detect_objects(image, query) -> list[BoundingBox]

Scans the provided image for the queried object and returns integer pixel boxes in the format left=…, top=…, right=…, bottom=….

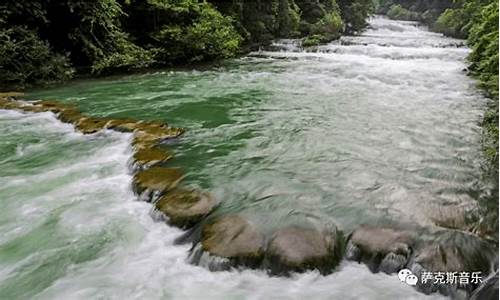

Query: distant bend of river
left=0, top=16, right=492, bottom=299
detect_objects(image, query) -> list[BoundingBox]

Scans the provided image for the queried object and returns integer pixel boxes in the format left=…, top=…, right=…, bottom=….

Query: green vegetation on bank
left=0, top=0, right=374, bottom=90
left=377, top=0, right=498, bottom=176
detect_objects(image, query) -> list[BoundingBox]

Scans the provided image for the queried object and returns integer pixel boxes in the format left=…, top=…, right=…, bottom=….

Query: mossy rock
left=105, top=118, right=141, bottom=132
left=265, top=225, right=344, bottom=275
left=0, top=98, right=23, bottom=110
left=75, top=117, right=110, bottom=134
left=133, top=146, right=173, bottom=168
left=156, top=188, right=216, bottom=228
left=35, top=100, right=76, bottom=113
left=346, top=225, right=415, bottom=274
left=0, top=92, right=24, bottom=99
left=133, top=126, right=185, bottom=144
left=132, top=167, right=184, bottom=198
left=57, top=108, right=84, bottom=124
left=198, top=214, right=265, bottom=267
left=21, top=104, right=48, bottom=113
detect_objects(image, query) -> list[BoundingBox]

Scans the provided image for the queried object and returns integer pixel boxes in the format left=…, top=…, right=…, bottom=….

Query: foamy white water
left=1, top=16, right=488, bottom=299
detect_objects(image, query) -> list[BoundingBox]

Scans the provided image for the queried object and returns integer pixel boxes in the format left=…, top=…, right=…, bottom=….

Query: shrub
left=0, top=26, right=73, bottom=89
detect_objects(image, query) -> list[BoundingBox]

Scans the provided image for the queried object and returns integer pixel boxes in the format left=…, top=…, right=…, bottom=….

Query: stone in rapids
left=409, top=229, right=497, bottom=296
left=265, top=225, right=344, bottom=275
left=346, top=225, right=416, bottom=274
left=132, top=167, right=184, bottom=199
left=194, top=214, right=265, bottom=268
left=156, top=188, right=216, bottom=228
left=133, top=146, right=173, bottom=169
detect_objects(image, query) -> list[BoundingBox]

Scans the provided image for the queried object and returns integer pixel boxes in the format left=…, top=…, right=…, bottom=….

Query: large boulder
left=265, top=225, right=344, bottom=275
left=346, top=225, right=416, bottom=274
left=156, top=188, right=216, bottom=228
left=191, top=214, right=265, bottom=270
left=132, top=167, right=184, bottom=200
left=409, top=230, right=497, bottom=296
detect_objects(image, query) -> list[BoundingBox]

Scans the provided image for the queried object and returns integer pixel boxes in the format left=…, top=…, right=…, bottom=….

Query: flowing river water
left=0, top=17, right=494, bottom=299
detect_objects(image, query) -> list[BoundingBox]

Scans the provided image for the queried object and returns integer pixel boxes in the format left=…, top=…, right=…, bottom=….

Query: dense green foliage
left=0, top=0, right=375, bottom=89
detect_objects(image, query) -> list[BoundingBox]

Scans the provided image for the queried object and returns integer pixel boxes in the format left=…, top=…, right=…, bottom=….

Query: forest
left=0, top=0, right=373, bottom=89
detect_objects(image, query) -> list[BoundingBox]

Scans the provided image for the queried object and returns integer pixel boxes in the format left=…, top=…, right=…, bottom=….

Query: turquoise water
left=0, top=17, right=491, bottom=299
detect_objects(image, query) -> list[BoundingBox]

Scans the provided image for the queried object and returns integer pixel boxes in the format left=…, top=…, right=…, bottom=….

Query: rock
left=132, top=167, right=184, bottom=200
left=57, top=108, right=84, bottom=124
left=193, top=214, right=265, bottom=268
left=0, top=98, right=23, bottom=110
left=409, top=230, right=497, bottom=296
left=265, top=225, right=344, bottom=275
left=21, top=104, right=48, bottom=113
left=156, top=188, right=216, bottom=228
left=104, top=118, right=140, bottom=132
left=0, top=92, right=24, bottom=99
left=35, top=100, right=75, bottom=113
left=470, top=270, right=499, bottom=300
left=346, top=225, right=415, bottom=274
left=75, top=117, right=109, bottom=134
left=133, top=146, right=173, bottom=169
left=133, top=126, right=184, bottom=144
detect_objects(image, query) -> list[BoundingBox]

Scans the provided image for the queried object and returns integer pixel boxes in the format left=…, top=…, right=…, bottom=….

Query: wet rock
left=425, top=203, right=477, bottom=232
left=346, top=225, right=415, bottom=274
left=470, top=270, right=499, bottom=300
left=132, top=167, right=184, bottom=200
left=21, top=104, right=48, bottom=113
left=156, top=188, right=216, bottom=228
left=193, top=214, right=265, bottom=268
left=0, top=92, right=24, bottom=99
left=75, top=117, right=109, bottom=134
left=105, top=118, right=140, bottom=132
left=57, top=108, right=84, bottom=124
left=0, top=98, right=23, bottom=110
left=35, top=100, right=75, bottom=113
left=133, top=146, right=173, bottom=169
left=265, top=225, right=344, bottom=275
left=133, top=126, right=184, bottom=144
left=409, top=230, right=497, bottom=296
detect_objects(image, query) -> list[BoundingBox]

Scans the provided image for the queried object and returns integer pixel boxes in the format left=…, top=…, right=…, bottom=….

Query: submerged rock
left=346, top=225, right=415, bottom=274
left=192, top=214, right=265, bottom=268
left=156, top=188, right=216, bottom=228
left=265, top=225, right=344, bottom=275
left=132, top=167, right=184, bottom=200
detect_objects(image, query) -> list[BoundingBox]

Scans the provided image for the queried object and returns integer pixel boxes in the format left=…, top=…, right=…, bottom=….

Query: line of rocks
left=346, top=225, right=498, bottom=299
left=1, top=92, right=497, bottom=299
left=0, top=92, right=217, bottom=229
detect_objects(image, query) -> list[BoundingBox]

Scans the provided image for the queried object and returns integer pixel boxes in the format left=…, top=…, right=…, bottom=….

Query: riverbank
left=1, top=16, right=497, bottom=299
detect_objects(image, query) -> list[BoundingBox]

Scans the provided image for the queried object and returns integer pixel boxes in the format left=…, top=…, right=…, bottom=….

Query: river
left=0, top=17, right=492, bottom=299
